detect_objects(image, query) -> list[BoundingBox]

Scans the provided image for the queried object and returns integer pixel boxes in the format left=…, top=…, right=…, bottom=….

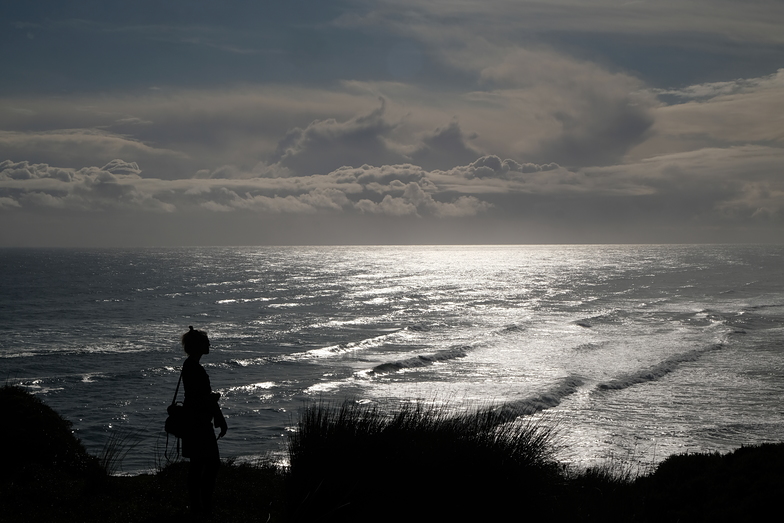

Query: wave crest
left=597, top=345, right=721, bottom=391
left=493, top=376, right=584, bottom=418
left=368, top=346, right=469, bottom=376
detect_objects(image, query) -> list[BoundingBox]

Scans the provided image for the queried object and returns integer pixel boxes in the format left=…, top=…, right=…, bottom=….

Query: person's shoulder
left=183, top=357, right=206, bottom=373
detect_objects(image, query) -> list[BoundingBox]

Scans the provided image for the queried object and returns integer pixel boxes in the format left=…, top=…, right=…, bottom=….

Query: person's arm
left=212, top=402, right=228, bottom=439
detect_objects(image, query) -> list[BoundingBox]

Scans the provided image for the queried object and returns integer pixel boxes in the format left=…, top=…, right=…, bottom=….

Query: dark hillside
left=2, top=386, right=782, bottom=523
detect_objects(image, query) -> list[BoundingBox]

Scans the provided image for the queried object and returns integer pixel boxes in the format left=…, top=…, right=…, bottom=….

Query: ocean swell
left=368, top=346, right=470, bottom=376
left=491, top=375, right=585, bottom=420
left=596, top=345, right=721, bottom=391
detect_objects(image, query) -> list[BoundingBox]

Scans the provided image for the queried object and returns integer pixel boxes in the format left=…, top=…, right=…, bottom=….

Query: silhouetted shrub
left=287, top=400, right=561, bottom=522
left=1, top=385, right=98, bottom=473
left=637, top=443, right=784, bottom=522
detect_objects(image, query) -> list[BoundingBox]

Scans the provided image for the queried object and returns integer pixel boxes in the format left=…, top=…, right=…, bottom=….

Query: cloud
left=356, top=194, right=419, bottom=217
left=653, top=69, right=784, bottom=101
left=261, top=98, right=500, bottom=176
left=0, top=160, right=75, bottom=182
left=356, top=181, right=491, bottom=217
left=581, top=145, right=784, bottom=223
left=454, top=155, right=560, bottom=180
left=476, top=48, right=656, bottom=167
left=0, top=157, right=494, bottom=219
left=204, top=190, right=319, bottom=214
left=266, top=98, right=406, bottom=177
left=2, top=140, right=783, bottom=245
left=332, top=50, right=659, bottom=170
left=0, top=88, right=495, bottom=180
left=2, top=0, right=782, bottom=246
left=0, top=129, right=188, bottom=179
left=408, top=121, right=482, bottom=171
left=628, top=68, right=784, bottom=159
left=0, top=43, right=656, bottom=180
left=0, top=196, right=21, bottom=209
left=0, top=88, right=389, bottom=179
left=0, top=159, right=174, bottom=212
left=345, top=1, right=784, bottom=46
left=5, top=139, right=783, bottom=225
left=101, top=159, right=142, bottom=176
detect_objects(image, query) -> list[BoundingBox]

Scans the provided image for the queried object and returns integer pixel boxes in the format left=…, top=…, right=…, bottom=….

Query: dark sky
left=1, top=0, right=783, bottom=246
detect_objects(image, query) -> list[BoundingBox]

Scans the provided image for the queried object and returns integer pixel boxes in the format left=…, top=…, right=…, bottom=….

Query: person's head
left=182, top=326, right=210, bottom=356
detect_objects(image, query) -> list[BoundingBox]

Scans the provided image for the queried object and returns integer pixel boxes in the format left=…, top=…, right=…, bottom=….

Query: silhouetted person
left=181, top=326, right=228, bottom=516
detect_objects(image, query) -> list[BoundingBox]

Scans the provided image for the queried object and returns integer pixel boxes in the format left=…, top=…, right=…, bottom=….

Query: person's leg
left=200, top=437, right=221, bottom=514
left=188, top=456, right=205, bottom=513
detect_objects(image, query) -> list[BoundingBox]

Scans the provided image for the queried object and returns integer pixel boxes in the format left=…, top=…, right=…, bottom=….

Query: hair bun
left=189, top=326, right=194, bottom=331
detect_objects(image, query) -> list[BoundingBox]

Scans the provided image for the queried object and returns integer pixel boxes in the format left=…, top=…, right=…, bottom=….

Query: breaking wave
left=490, top=375, right=585, bottom=419
left=368, top=346, right=470, bottom=376
left=596, top=344, right=722, bottom=391
left=495, top=324, right=525, bottom=335
left=307, top=330, right=404, bottom=358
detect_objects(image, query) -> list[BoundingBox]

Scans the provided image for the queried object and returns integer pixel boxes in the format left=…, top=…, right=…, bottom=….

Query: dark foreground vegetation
left=2, top=384, right=783, bottom=522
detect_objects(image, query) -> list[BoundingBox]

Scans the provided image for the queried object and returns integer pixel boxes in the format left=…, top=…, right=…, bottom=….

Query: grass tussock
left=287, top=400, right=561, bottom=522
left=99, top=429, right=142, bottom=476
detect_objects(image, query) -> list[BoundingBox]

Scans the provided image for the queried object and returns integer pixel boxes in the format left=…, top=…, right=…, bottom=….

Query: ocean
left=2, top=245, right=783, bottom=474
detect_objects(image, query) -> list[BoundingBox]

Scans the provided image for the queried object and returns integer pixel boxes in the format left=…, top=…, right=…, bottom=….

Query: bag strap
left=171, top=370, right=183, bottom=406
left=165, top=369, right=184, bottom=462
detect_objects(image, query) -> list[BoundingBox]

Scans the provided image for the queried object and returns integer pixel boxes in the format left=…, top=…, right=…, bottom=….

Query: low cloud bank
left=2, top=141, right=782, bottom=245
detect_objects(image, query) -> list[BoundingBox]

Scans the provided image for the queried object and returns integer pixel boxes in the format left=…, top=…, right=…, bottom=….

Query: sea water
left=2, top=245, right=783, bottom=474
